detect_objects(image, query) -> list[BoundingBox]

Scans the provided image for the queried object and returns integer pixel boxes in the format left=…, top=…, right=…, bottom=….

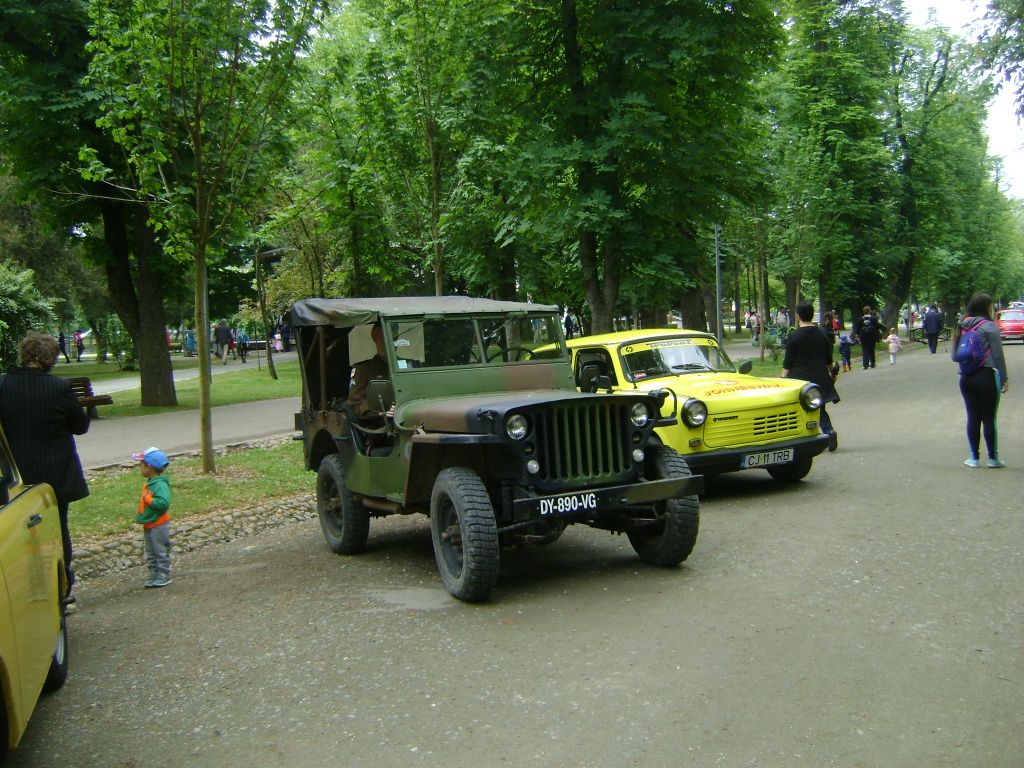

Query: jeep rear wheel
left=317, top=454, right=370, bottom=554
left=767, top=455, right=813, bottom=483
left=430, top=468, right=499, bottom=602
left=628, top=446, right=699, bottom=566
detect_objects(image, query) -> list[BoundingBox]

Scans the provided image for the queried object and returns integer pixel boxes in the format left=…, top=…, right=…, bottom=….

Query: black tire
left=767, top=455, right=813, bottom=483
left=316, top=454, right=370, bottom=554
left=628, top=446, right=700, bottom=566
left=0, top=687, right=8, bottom=762
left=43, top=589, right=69, bottom=693
left=430, top=468, right=499, bottom=602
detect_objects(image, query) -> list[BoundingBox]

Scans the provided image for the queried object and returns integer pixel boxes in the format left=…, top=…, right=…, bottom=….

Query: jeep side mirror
left=594, top=374, right=613, bottom=393
left=738, top=360, right=753, bottom=374
left=366, top=379, right=395, bottom=414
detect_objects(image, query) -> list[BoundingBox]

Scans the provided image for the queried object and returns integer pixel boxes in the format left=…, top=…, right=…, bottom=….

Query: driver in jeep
left=348, top=323, right=391, bottom=425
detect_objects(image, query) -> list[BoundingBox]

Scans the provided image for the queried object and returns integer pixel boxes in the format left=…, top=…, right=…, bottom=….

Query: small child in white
left=131, top=447, right=173, bottom=588
left=885, top=328, right=902, bottom=365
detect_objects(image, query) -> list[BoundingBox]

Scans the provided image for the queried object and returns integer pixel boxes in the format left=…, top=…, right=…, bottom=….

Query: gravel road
left=8, top=342, right=1023, bottom=768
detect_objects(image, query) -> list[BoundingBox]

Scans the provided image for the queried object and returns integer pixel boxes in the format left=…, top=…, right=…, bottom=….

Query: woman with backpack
left=953, top=292, right=1008, bottom=468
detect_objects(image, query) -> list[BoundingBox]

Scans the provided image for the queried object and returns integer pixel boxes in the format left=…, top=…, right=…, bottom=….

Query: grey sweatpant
left=144, top=523, right=172, bottom=581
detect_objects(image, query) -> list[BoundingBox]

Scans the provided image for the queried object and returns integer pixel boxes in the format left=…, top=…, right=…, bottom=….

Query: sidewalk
left=74, top=350, right=300, bottom=468
left=88, top=349, right=298, bottom=394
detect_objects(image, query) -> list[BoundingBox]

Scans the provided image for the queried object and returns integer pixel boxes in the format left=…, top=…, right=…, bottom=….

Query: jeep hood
left=398, top=390, right=648, bottom=434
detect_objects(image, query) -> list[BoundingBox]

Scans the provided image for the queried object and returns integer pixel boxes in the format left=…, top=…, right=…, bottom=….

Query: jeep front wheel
left=430, top=468, right=499, bottom=602
left=628, top=446, right=699, bottom=566
left=316, top=454, right=370, bottom=554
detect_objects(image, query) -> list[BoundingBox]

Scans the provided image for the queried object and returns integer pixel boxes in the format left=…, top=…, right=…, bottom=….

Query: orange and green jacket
left=136, top=474, right=171, bottom=529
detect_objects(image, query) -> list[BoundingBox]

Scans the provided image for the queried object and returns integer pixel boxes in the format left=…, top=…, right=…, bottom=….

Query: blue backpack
left=953, top=318, right=988, bottom=375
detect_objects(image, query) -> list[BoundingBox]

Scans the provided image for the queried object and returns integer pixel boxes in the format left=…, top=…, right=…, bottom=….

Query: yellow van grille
left=704, top=409, right=801, bottom=448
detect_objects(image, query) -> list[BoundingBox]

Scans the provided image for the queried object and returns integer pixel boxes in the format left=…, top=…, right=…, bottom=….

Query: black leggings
left=959, top=367, right=1000, bottom=459
left=59, top=500, right=75, bottom=592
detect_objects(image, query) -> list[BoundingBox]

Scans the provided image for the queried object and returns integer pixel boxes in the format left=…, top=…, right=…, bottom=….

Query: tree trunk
left=733, top=260, right=742, bottom=334
left=194, top=242, right=215, bottom=474
left=580, top=232, right=618, bottom=333
left=784, top=276, right=798, bottom=316
left=100, top=202, right=175, bottom=403
left=427, top=118, right=444, bottom=296
left=256, top=249, right=279, bottom=381
left=134, top=217, right=176, bottom=407
left=679, top=287, right=707, bottom=332
left=702, top=287, right=718, bottom=337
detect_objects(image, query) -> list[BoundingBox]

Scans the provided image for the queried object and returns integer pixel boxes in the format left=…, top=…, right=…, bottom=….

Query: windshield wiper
left=670, top=363, right=713, bottom=372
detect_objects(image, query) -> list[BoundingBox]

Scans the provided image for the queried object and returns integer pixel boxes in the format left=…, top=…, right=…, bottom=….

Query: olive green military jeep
left=291, top=297, right=701, bottom=601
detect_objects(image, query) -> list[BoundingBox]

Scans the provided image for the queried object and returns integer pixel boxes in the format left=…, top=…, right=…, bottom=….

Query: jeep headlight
left=681, top=398, right=708, bottom=428
left=800, top=383, right=824, bottom=411
left=506, top=413, right=530, bottom=440
left=629, top=402, right=650, bottom=427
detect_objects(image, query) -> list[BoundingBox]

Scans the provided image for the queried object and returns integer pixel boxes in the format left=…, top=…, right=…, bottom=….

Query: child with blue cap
left=131, top=447, right=173, bottom=588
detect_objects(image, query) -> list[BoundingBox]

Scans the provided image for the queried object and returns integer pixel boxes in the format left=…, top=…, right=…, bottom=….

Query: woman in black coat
left=0, top=331, right=90, bottom=601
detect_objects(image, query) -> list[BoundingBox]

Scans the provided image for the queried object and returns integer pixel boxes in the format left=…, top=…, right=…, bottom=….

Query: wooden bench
left=67, top=377, right=114, bottom=418
left=908, top=327, right=952, bottom=344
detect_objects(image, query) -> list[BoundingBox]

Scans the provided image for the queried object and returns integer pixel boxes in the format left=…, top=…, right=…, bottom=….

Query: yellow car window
left=620, top=338, right=733, bottom=381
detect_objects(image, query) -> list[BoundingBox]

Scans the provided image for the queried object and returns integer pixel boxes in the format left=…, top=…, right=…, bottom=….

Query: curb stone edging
left=73, top=493, right=318, bottom=580
left=75, top=434, right=316, bottom=580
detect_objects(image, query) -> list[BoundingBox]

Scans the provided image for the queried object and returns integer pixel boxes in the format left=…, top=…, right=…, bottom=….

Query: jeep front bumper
left=512, top=475, right=703, bottom=519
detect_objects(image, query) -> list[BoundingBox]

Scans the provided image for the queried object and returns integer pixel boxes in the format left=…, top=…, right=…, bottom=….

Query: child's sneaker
left=144, top=577, right=157, bottom=588
left=150, top=577, right=172, bottom=588
left=987, top=458, right=1006, bottom=468
left=964, top=458, right=979, bottom=468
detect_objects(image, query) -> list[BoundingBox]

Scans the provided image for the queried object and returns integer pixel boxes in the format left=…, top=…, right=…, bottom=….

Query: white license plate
left=538, top=491, right=600, bottom=517
left=741, top=448, right=794, bottom=469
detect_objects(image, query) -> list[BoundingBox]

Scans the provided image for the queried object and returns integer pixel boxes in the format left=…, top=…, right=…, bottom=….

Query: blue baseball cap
left=131, top=447, right=169, bottom=470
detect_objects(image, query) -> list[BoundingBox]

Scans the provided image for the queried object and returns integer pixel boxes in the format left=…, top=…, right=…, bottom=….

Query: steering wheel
left=486, top=346, right=534, bottom=363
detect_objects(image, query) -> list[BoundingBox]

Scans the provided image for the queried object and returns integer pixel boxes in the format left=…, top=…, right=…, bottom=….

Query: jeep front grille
left=534, top=401, right=633, bottom=483
left=703, top=408, right=801, bottom=448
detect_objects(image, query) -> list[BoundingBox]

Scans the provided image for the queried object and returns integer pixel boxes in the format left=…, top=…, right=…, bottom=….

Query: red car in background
left=996, top=309, right=1024, bottom=342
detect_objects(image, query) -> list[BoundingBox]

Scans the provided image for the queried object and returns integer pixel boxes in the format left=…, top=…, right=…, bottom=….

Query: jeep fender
left=404, top=434, right=507, bottom=509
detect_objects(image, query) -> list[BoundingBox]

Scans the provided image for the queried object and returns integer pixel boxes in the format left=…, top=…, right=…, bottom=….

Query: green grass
left=51, top=354, right=207, bottom=383
left=61, top=360, right=302, bottom=417
left=73, top=442, right=312, bottom=541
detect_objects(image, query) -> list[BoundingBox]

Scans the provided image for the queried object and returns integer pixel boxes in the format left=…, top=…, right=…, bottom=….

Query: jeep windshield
left=620, top=336, right=737, bottom=382
left=388, top=314, right=567, bottom=369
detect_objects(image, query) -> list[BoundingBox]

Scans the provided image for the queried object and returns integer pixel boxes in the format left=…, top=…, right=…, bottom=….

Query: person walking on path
left=0, top=330, right=90, bottom=605
left=885, top=328, right=903, bottom=365
left=923, top=304, right=943, bottom=354
left=821, top=312, right=837, bottom=347
left=838, top=334, right=853, bottom=372
left=131, top=446, right=173, bottom=587
left=782, top=300, right=840, bottom=452
left=237, top=327, right=250, bottom=363
left=854, top=306, right=881, bottom=369
left=953, top=292, right=1008, bottom=468
left=214, top=319, right=232, bottom=364
left=57, top=329, right=71, bottom=363
left=74, top=331, right=85, bottom=362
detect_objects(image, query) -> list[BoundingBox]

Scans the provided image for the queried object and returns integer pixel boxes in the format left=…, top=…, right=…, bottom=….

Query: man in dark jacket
left=923, top=304, right=943, bottom=354
left=783, top=300, right=839, bottom=451
left=854, top=306, right=881, bottom=369
left=0, top=331, right=90, bottom=602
